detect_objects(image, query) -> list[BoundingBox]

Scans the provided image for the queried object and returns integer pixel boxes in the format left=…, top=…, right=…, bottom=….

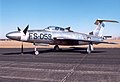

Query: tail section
left=93, top=19, right=105, bottom=36
left=90, top=19, right=118, bottom=36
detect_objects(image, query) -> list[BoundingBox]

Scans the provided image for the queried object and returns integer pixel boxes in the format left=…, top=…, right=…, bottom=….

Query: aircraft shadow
left=2, top=47, right=106, bottom=55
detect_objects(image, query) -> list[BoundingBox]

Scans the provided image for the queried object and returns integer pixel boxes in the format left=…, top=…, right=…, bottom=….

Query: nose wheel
left=35, top=51, right=39, bottom=55
left=34, top=46, right=39, bottom=55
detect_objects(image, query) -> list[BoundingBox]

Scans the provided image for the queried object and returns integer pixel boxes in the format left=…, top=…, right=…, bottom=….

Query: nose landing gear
left=34, top=46, right=39, bottom=55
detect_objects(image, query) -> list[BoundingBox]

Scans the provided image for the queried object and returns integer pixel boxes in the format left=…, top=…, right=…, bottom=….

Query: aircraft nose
left=6, top=32, right=21, bottom=40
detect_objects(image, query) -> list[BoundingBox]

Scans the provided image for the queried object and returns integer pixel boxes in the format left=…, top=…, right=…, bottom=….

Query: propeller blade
left=17, top=27, right=21, bottom=31
left=23, top=25, right=29, bottom=35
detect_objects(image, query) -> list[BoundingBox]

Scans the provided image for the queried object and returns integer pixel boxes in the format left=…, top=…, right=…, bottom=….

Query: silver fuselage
left=6, top=29, right=103, bottom=45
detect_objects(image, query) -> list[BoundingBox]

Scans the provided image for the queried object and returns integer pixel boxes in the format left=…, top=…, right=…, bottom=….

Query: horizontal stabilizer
left=94, top=19, right=119, bottom=25
left=103, top=36, right=112, bottom=38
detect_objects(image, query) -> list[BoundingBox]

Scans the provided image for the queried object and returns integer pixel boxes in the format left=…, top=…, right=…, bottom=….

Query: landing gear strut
left=87, top=43, right=93, bottom=54
left=21, top=42, right=23, bottom=54
left=54, top=45, right=60, bottom=51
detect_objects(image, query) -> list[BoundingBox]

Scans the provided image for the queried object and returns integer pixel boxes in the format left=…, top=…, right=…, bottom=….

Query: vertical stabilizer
left=92, top=19, right=118, bottom=36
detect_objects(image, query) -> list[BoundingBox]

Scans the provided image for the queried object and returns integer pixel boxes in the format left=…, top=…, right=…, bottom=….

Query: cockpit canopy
left=44, top=26, right=65, bottom=31
left=44, top=26, right=73, bottom=32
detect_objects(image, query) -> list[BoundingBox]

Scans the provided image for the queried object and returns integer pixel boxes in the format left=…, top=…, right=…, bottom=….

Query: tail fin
left=91, top=19, right=118, bottom=36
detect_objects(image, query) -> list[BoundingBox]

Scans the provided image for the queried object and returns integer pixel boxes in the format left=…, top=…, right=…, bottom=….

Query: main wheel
left=35, top=51, right=39, bottom=55
left=87, top=44, right=92, bottom=54
left=87, top=49, right=91, bottom=54
left=54, top=45, right=59, bottom=51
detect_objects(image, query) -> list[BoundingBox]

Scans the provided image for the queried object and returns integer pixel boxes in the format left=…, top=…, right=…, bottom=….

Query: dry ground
left=0, top=40, right=120, bottom=48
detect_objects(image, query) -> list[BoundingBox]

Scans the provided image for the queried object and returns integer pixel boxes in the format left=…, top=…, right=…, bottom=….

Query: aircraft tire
left=54, top=45, right=59, bottom=51
left=35, top=51, right=39, bottom=55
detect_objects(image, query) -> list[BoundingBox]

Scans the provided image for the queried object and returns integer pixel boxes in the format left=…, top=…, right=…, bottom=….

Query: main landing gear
left=54, top=45, right=60, bottom=51
left=87, top=43, right=94, bottom=54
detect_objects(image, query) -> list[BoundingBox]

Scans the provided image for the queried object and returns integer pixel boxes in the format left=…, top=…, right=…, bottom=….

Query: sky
left=0, top=0, right=120, bottom=39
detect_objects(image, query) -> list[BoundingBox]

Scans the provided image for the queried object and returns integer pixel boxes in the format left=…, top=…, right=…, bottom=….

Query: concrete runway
left=0, top=48, right=120, bottom=82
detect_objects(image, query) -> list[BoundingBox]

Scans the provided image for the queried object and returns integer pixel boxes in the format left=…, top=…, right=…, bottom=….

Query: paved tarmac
left=0, top=48, right=120, bottom=82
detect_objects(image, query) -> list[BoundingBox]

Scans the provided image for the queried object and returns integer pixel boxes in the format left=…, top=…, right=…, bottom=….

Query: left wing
left=53, top=37, right=117, bottom=44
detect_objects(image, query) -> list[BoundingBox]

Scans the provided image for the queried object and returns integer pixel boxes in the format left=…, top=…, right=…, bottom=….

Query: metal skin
left=6, top=29, right=103, bottom=45
left=6, top=19, right=119, bottom=55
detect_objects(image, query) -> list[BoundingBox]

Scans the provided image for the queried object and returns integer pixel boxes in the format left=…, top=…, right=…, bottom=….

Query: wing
left=53, top=37, right=117, bottom=45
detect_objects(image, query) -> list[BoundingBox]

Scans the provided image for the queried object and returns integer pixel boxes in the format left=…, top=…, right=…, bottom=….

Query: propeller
left=23, top=25, right=29, bottom=35
left=17, top=25, right=29, bottom=54
left=18, top=27, right=21, bottom=31
left=17, top=25, right=29, bottom=34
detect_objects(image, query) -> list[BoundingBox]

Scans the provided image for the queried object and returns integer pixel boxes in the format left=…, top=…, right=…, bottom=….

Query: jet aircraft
left=6, top=19, right=119, bottom=55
